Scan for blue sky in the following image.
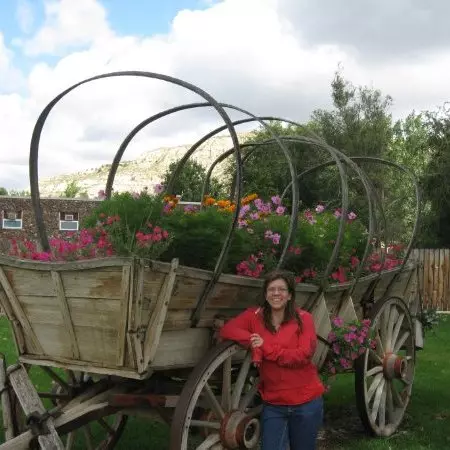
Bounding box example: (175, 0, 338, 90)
(0, 0, 448, 191)
(0, 1, 215, 41)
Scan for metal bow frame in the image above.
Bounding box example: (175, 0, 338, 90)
(28, 71, 421, 326)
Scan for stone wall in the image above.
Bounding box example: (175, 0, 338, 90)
(0, 196, 101, 252)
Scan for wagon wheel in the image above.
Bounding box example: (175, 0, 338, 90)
(355, 296, 415, 437)
(170, 341, 262, 450)
(12, 367, 127, 449)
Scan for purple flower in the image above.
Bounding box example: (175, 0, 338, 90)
(332, 317, 344, 327)
(239, 204, 251, 218)
(250, 212, 260, 220)
(275, 206, 286, 216)
(334, 208, 342, 218)
(153, 183, 164, 194)
(348, 211, 357, 221)
(97, 189, 106, 200)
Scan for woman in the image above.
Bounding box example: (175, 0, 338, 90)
(219, 270, 324, 450)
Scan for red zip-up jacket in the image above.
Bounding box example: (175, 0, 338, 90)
(219, 307, 325, 406)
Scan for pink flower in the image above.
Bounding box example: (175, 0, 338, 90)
(98, 190, 106, 200)
(239, 204, 251, 218)
(271, 233, 281, 245)
(132, 192, 140, 199)
(304, 210, 316, 225)
(315, 204, 325, 213)
(333, 208, 342, 218)
(332, 317, 344, 327)
(332, 343, 340, 354)
(350, 256, 360, 268)
(250, 212, 260, 220)
(153, 183, 164, 194)
(328, 331, 336, 342)
(264, 230, 273, 239)
(331, 266, 347, 283)
(275, 206, 286, 216)
(348, 211, 357, 221)
(271, 195, 282, 205)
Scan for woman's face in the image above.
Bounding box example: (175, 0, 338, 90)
(265, 278, 291, 311)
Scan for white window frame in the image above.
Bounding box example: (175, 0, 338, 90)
(2, 211, 22, 230)
(59, 213, 79, 232)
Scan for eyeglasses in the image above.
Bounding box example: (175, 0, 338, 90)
(267, 287, 289, 294)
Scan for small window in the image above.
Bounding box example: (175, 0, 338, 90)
(2, 211, 23, 230)
(59, 212, 79, 232)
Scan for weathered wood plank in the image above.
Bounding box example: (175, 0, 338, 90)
(0, 356, 14, 441)
(116, 265, 132, 366)
(150, 328, 211, 370)
(310, 294, 331, 369)
(53, 271, 80, 359)
(144, 259, 179, 368)
(7, 364, 64, 449)
(0, 267, 43, 354)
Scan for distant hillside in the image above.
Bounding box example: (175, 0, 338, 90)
(39, 133, 252, 198)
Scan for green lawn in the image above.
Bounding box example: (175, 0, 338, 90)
(1, 316, 449, 449)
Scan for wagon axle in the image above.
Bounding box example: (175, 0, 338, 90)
(220, 410, 260, 449)
(383, 353, 408, 380)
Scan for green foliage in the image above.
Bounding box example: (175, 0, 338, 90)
(0, 187, 7, 195)
(82, 191, 170, 259)
(62, 180, 87, 198)
(7, 189, 31, 197)
(419, 306, 441, 334)
(418, 106, 450, 247)
(161, 159, 226, 201)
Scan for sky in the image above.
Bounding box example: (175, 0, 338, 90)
(0, 0, 449, 190)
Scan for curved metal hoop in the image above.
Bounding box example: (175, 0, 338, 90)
(29, 72, 242, 252)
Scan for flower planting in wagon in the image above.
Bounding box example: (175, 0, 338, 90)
(7, 187, 406, 285)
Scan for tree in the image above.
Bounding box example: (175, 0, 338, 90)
(0, 187, 7, 195)
(161, 159, 226, 202)
(62, 180, 88, 198)
(418, 106, 450, 247)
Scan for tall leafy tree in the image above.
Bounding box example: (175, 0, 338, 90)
(161, 159, 225, 202)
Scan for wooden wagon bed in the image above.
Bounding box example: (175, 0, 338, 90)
(0, 255, 421, 381)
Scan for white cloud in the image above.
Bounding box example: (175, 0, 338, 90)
(21, 0, 112, 56)
(16, 0, 34, 34)
(0, 0, 450, 192)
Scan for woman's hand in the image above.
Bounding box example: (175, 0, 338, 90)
(250, 333, 264, 348)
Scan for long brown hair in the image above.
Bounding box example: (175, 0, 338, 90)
(261, 270, 302, 333)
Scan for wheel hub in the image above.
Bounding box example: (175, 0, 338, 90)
(220, 410, 260, 449)
(383, 352, 407, 379)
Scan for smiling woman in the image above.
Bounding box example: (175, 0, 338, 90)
(220, 270, 325, 450)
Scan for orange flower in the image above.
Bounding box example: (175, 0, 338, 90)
(203, 196, 216, 206)
(241, 193, 258, 205)
(163, 194, 179, 204)
(216, 199, 231, 208)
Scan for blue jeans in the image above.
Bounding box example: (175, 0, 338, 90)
(261, 397, 323, 450)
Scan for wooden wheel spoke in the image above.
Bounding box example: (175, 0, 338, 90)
(203, 383, 225, 419)
(386, 306, 398, 351)
(41, 366, 70, 392)
(83, 424, 95, 450)
(231, 352, 252, 410)
(365, 365, 383, 378)
(97, 417, 115, 435)
(367, 373, 384, 404)
(393, 331, 410, 353)
(190, 420, 221, 430)
(221, 357, 232, 411)
(391, 313, 405, 352)
(400, 377, 412, 386)
(390, 381, 404, 407)
(378, 383, 387, 428)
(386, 380, 395, 422)
(65, 432, 75, 450)
(245, 404, 263, 418)
(369, 348, 383, 365)
(375, 332, 385, 358)
(370, 379, 385, 423)
(196, 433, 221, 449)
(239, 383, 259, 411)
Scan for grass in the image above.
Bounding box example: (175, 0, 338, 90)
(1, 316, 449, 449)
